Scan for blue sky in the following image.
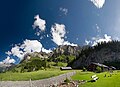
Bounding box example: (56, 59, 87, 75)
(0, 0, 120, 64)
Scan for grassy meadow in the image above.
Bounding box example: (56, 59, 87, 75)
(72, 70, 120, 87)
(1, 67, 120, 87)
(0, 69, 72, 81)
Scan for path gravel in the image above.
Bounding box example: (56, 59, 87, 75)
(0, 71, 76, 87)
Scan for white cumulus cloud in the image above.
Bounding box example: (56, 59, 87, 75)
(90, 0, 105, 9)
(85, 40, 91, 45)
(92, 34, 112, 46)
(85, 34, 112, 46)
(63, 41, 77, 46)
(33, 15, 46, 31)
(10, 45, 24, 59)
(59, 7, 68, 15)
(42, 48, 52, 53)
(21, 40, 43, 53)
(1, 56, 15, 64)
(51, 23, 77, 46)
(6, 39, 52, 60)
(51, 23, 66, 45)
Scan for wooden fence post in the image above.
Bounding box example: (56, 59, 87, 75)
(29, 79, 32, 87)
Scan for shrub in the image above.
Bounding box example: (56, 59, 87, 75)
(20, 67, 25, 73)
(64, 78, 70, 83)
(82, 67, 87, 72)
(96, 66, 102, 73)
(41, 67, 45, 70)
(11, 68, 18, 73)
(56, 62, 67, 67)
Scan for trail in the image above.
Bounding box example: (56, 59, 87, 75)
(0, 71, 76, 87)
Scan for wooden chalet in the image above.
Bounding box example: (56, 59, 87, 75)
(88, 62, 109, 72)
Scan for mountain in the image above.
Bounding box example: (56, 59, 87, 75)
(20, 52, 51, 63)
(71, 41, 120, 69)
(22, 45, 82, 63)
(9, 41, 120, 72)
(0, 63, 15, 73)
(15, 45, 81, 72)
(51, 45, 81, 57)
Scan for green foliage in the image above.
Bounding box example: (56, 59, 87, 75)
(83, 67, 87, 72)
(16, 54, 76, 72)
(58, 55, 66, 62)
(104, 61, 120, 69)
(49, 55, 76, 66)
(11, 68, 18, 73)
(64, 77, 70, 83)
(41, 67, 45, 70)
(48, 62, 56, 66)
(96, 66, 102, 73)
(47, 62, 56, 68)
(20, 67, 26, 73)
(67, 55, 76, 64)
(19, 57, 48, 72)
(56, 62, 67, 67)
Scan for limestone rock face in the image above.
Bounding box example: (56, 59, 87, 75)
(52, 45, 81, 58)
(22, 45, 81, 62)
(22, 52, 51, 62)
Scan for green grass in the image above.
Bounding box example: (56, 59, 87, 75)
(0, 69, 72, 81)
(72, 70, 120, 87)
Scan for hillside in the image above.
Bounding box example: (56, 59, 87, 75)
(6, 41, 120, 72)
(11, 45, 81, 72)
(71, 41, 120, 69)
(21, 45, 82, 64)
(52, 45, 81, 57)
(22, 45, 81, 61)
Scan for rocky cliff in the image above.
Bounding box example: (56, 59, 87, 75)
(22, 45, 81, 63)
(52, 45, 81, 58)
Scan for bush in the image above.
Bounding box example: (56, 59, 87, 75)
(47, 62, 56, 68)
(56, 62, 67, 67)
(64, 78, 70, 83)
(21, 58, 48, 72)
(82, 67, 87, 72)
(67, 55, 76, 64)
(96, 66, 102, 73)
(11, 68, 18, 73)
(20, 67, 26, 73)
(41, 67, 45, 70)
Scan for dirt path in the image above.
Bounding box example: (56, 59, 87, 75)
(0, 71, 76, 87)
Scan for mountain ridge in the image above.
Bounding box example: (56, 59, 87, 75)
(3, 40, 120, 73)
(71, 41, 120, 69)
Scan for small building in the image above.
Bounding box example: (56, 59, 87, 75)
(88, 62, 109, 72)
(60, 67, 72, 70)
